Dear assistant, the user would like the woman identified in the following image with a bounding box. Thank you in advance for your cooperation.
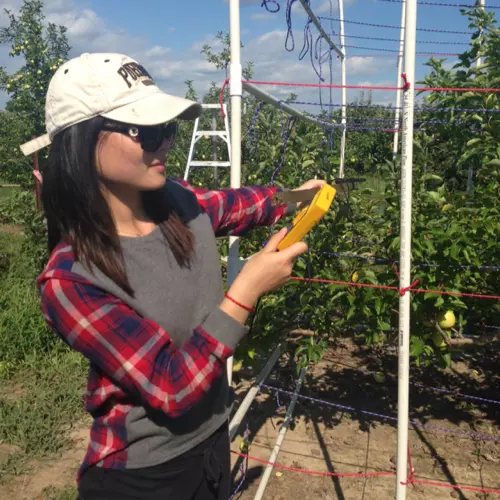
[22,53,323,499]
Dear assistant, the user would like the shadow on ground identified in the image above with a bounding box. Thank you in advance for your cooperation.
[228,337,500,498]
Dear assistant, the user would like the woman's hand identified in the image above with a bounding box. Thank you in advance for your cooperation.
[220,228,307,323]
[292,179,327,210]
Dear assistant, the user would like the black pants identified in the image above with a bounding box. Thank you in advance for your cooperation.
[77,421,231,500]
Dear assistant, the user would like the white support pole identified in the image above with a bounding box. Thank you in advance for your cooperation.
[467,0,485,194]
[183,116,200,180]
[243,82,336,129]
[229,344,282,441]
[227,0,243,385]
[254,368,307,500]
[338,0,347,178]
[392,0,407,161]
[477,0,485,69]
[298,0,344,58]
[396,0,417,499]
[212,111,218,186]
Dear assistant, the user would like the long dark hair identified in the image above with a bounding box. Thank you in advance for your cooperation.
[42,116,195,295]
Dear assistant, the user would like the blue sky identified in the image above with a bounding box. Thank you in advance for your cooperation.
[0,0,489,112]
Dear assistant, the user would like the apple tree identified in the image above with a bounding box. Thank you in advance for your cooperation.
[0,0,70,185]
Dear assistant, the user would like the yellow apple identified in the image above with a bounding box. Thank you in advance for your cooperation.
[436,310,455,329]
[239,438,249,453]
[232,359,243,372]
[374,372,385,383]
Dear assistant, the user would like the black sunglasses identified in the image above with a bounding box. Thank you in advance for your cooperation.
[102,120,178,152]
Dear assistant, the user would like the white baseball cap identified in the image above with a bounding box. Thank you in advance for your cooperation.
[20,52,202,156]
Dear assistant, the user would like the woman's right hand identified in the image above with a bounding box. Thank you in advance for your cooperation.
[220,228,308,322]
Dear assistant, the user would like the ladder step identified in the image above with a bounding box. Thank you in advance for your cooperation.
[201,104,223,109]
[195,131,228,137]
[189,161,231,167]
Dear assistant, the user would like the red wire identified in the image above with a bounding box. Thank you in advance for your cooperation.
[407,444,415,481]
[231,451,395,478]
[291,276,500,300]
[292,276,400,291]
[244,79,403,91]
[232,451,500,494]
[404,478,500,495]
[220,78,229,117]
[416,86,500,93]
[412,287,500,300]
[242,79,500,93]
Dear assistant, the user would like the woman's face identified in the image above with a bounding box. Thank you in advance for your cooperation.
[96,127,171,191]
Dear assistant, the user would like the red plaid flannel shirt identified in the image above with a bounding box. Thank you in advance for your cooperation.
[37,180,288,478]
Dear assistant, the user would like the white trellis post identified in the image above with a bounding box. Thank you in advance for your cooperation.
[396,0,418,499]
[227,0,243,385]
[467,0,485,195]
[393,0,407,160]
[338,0,347,178]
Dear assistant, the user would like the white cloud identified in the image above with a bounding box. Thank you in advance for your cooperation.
[316,0,356,15]
[0,0,392,115]
[250,13,273,21]
[229,0,263,5]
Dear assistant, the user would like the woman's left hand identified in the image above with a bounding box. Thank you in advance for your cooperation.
[292,179,327,210]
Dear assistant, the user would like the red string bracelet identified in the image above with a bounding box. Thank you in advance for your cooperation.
[224,293,256,313]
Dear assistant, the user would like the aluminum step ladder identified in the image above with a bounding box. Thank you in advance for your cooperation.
[183,103,231,185]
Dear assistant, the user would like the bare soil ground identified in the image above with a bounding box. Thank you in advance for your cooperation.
[0,422,89,500]
[0,224,22,234]
[229,338,500,500]
[0,338,498,499]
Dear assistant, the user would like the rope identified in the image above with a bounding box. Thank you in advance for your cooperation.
[229,422,250,499]
[291,276,500,300]
[288,100,500,114]
[403,478,500,494]
[261,0,280,12]
[247,101,266,156]
[315,250,500,271]
[381,0,500,8]
[271,113,297,184]
[260,384,500,442]
[243,79,500,93]
[318,16,472,35]
[343,44,458,57]
[231,451,396,478]
[220,78,229,118]
[344,34,470,45]
[326,358,500,406]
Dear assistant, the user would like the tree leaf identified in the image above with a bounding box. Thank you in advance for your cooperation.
[486,158,500,167]
[466,138,481,147]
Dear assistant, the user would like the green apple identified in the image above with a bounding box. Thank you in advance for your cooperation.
[432,331,446,348]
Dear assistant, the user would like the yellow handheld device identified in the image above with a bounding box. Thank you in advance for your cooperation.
[276,184,337,251]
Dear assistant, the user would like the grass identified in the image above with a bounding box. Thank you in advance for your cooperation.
[0,349,87,456]
[0,231,22,253]
[0,225,88,485]
[0,187,15,203]
[41,485,78,500]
